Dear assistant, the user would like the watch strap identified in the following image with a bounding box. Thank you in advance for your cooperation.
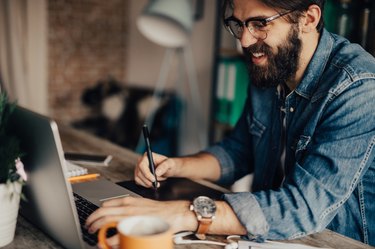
[195,217,212,240]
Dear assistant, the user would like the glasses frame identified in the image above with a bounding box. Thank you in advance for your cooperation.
[224,10,294,40]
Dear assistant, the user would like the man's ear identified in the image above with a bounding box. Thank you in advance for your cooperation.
[301,4,321,33]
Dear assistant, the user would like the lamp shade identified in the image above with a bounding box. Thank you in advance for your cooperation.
[137,0,193,48]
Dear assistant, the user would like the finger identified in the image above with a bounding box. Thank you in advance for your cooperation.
[101,196,130,207]
[154,158,173,177]
[86,206,130,229]
[156,176,167,181]
[134,158,155,188]
[134,166,148,185]
[135,170,154,188]
[138,155,157,183]
[88,215,125,234]
[105,234,120,249]
[97,234,120,248]
[98,234,120,249]
[88,198,150,233]
[137,162,156,183]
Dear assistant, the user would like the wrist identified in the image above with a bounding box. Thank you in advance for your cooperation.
[215,201,247,235]
[190,196,217,240]
[170,201,197,233]
[171,157,185,178]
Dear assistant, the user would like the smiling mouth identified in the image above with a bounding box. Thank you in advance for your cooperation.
[252,52,265,58]
[251,52,267,65]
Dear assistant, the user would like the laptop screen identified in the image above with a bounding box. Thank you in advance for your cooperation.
[9,106,86,249]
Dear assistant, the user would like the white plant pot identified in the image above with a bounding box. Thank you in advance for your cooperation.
[0,181,22,247]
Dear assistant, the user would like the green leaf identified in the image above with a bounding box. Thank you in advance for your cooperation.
[0,93,22,184]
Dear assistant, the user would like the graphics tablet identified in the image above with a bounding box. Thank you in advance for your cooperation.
[117,178,224,201]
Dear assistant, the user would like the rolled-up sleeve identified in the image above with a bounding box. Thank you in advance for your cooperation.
[223,192,269,241]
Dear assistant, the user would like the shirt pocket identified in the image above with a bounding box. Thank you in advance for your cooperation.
[294,135,311,163]
[247,114,266,147]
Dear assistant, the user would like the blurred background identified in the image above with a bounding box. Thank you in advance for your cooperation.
[0,0,374,160]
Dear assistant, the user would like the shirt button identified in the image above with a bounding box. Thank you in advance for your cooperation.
[290,107,294,112]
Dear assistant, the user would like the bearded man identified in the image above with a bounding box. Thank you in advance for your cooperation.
[86,0,375,246]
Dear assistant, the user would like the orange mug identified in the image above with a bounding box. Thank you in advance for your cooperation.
[98,216,173,249]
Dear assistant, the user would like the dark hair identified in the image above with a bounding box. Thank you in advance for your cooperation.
[223,0,325,33]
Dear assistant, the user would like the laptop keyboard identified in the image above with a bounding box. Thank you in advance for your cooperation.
[73,193,99,245]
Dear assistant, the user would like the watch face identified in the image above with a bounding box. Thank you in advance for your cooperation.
[193,196,216,218]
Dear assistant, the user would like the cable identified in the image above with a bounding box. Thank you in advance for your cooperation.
[173,232,239,249]
[174,235,227,246]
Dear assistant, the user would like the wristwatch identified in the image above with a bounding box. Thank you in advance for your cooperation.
[190,196,217,240]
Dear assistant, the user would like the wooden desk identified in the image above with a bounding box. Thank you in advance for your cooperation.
[4,126,374,249]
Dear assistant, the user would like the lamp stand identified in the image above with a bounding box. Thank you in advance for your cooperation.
[135,46,205,155]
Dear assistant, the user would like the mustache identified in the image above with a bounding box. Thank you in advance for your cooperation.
[242,43,273,58]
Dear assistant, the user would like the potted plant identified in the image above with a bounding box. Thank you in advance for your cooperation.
[0,93,27,247]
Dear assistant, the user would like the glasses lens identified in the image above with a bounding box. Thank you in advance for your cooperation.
[226,20,243,39]
[248,21,267,39]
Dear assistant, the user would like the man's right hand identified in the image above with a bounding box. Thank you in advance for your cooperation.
[135,151,221,188]
[134,152,180,188]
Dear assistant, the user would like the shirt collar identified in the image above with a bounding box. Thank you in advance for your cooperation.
[294,29,334,99]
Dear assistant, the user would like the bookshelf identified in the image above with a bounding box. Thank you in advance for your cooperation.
[324,0,375,54]
[209,0,375,144]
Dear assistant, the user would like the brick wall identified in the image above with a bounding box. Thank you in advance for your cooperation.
[48,0,129,123]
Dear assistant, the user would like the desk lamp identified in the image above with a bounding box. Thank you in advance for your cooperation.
[137,0,193,48]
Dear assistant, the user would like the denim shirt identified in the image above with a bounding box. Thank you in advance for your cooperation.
[205,29,375,245]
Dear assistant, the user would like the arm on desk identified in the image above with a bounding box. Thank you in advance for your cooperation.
[85,197,246,239]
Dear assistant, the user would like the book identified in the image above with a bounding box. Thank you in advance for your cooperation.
[65,160,88,178]
[215,61,230,123]
[215,55,249,127]
[227,57,249,127]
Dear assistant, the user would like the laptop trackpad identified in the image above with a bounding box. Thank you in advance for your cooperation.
[72,178,140,207]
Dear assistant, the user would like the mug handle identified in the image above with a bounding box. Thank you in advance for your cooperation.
[98,222,118,249]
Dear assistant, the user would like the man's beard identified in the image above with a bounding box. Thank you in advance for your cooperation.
[243,25,302,88]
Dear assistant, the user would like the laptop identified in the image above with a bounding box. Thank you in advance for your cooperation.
[9,106,140,249]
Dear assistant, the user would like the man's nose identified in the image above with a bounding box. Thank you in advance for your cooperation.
[239,27,258,48]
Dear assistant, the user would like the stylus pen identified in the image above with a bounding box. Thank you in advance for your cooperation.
[142,124,158,189]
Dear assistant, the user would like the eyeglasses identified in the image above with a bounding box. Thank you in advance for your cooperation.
[224,10,294,40]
